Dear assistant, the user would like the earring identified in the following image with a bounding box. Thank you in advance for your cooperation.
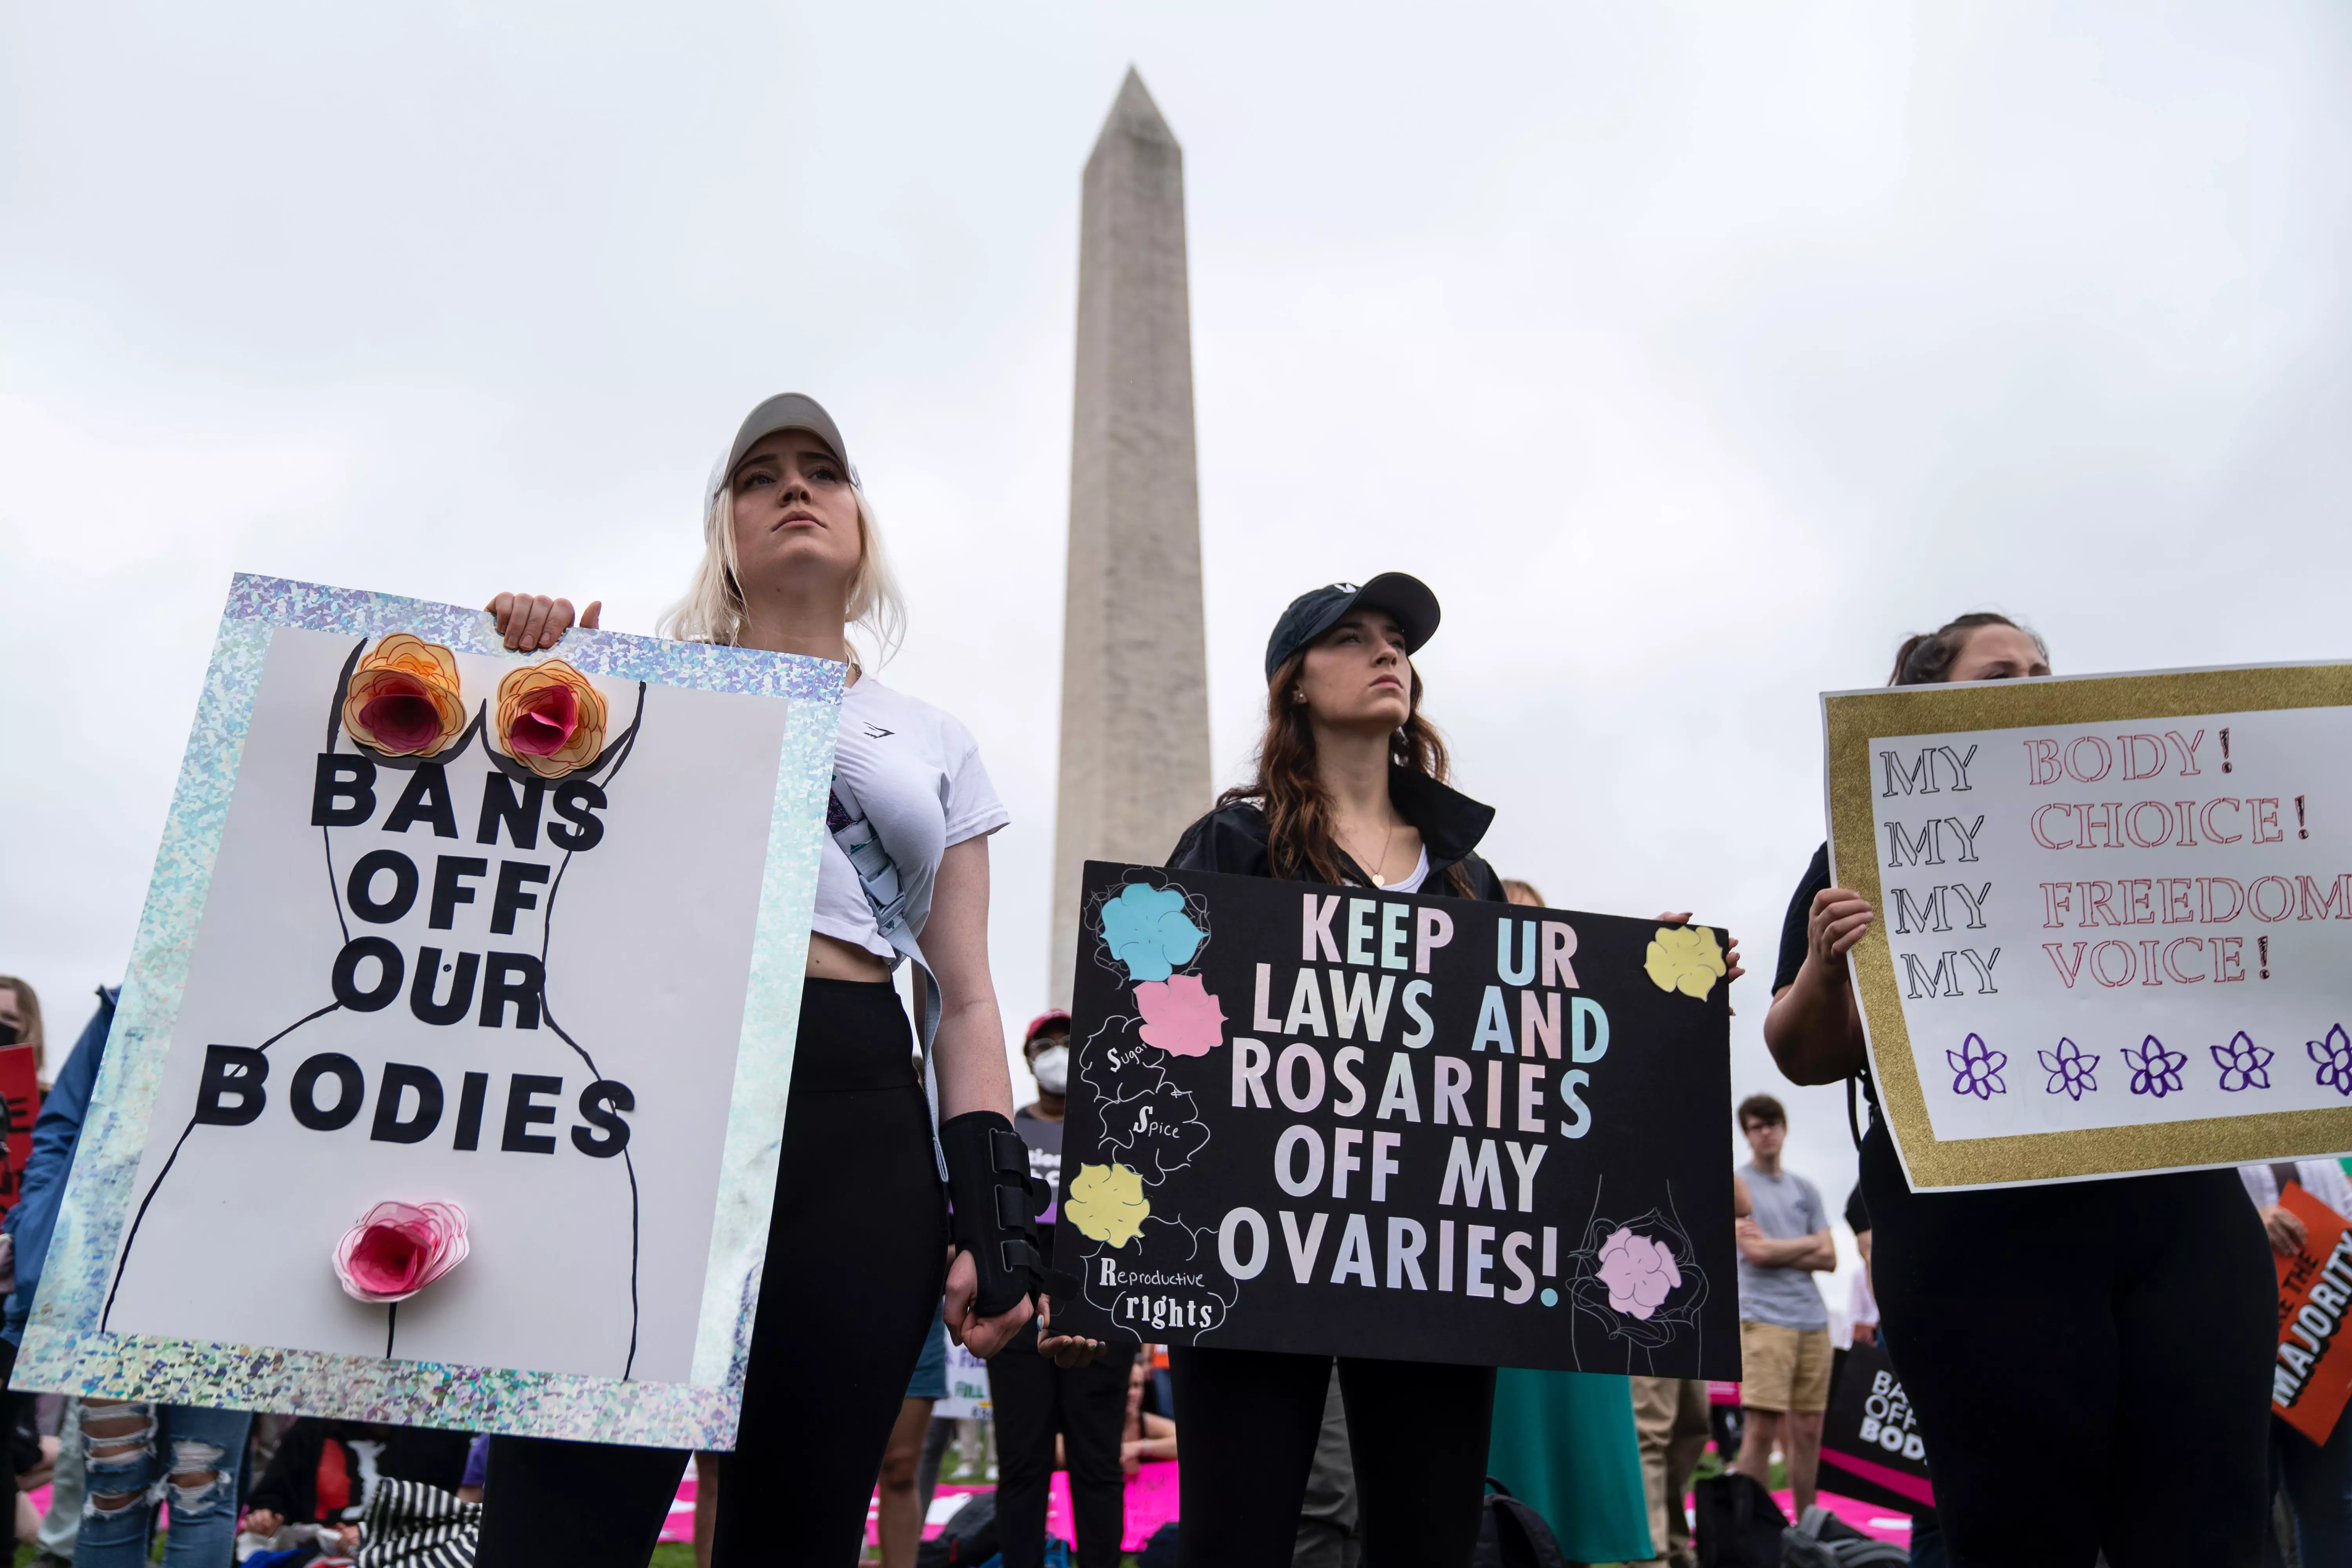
[1292,689,1307,704]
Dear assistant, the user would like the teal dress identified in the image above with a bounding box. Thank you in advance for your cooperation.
[1487,1368,1655,1562]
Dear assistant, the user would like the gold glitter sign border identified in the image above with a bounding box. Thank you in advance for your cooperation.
[1824,662,2352,1190]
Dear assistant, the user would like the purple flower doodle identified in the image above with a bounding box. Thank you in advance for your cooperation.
[1595,1228,1683,1321]
[2310,1024,2352,1098]
[2124,1036,2187,1099]
[1946,1033,2007,1100]
[2210,1032,2273,1093]
[2038,1038,2100,1101]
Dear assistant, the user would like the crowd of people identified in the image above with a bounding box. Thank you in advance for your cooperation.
[0,390,2341,1568]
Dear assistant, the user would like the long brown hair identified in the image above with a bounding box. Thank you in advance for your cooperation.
[1888,611,2045,687]
[1218,651,1476,897]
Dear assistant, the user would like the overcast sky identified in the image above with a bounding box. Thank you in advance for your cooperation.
[6,2,2348,1306]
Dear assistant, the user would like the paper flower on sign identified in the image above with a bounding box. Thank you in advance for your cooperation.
[1100,884,1205,983]
[495,660,607,778]
[2123,1036,2187,1099]
[1595,1228,1682,1321]
[1643,925,1725,1000]
[1946,1033,2007,1100]
[1136,975,1226,1057]
[1063,1162,1150,1248]
[2210,1032,2273,1093]
[2038,1038,2099,1101]
[2310,1025,2352,1097]
[333,1201,470,1304]
[342,634,467,757]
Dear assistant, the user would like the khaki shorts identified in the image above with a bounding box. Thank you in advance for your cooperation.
[1739,1320,1833,1414]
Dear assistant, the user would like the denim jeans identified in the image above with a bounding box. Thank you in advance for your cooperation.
[2267,1412,2352,1568]
[75,1400,251,1567]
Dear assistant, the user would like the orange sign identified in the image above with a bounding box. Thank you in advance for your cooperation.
[2272,1182,2352,1445]
[0,1044,36,1215]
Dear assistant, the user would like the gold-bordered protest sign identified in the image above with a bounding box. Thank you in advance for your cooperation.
[1825,662,2352,1190]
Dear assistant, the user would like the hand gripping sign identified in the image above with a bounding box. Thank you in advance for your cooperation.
[1824,662,2352,1189]
[14,575,842,1448]
[1050,862,1739,1376]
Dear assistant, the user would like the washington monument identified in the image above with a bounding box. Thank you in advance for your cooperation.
[1049,68,1212,1006]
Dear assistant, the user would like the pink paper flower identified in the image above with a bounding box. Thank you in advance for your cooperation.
[1135,975,1227,1058]
[333,1201,470,1304]
[1595,1227,1681,1320]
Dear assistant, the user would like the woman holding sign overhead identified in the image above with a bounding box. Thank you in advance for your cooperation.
[475,394,1075,1566]
[1763,612,2276,1567]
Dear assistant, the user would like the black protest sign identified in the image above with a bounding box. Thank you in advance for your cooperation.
[1051,861,1739,1375]
[1819,1340,1936,1515]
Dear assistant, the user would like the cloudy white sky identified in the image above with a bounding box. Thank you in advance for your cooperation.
[6,2,2348,1300]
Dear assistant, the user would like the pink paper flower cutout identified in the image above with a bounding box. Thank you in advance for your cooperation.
[1595,1227,1682,1320]
[1134,975,1227,1058]
[334,1201,470,1304]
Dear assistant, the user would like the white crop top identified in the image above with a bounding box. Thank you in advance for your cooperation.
[815,676,1008,963]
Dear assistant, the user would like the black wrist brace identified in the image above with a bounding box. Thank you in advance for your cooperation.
[940,1110,1046,1318]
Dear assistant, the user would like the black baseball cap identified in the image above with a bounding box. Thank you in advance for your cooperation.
[1263,573,1442,680]
[710,393,858,499]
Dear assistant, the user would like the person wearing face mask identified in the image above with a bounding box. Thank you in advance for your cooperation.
[985,1012,1137,1568]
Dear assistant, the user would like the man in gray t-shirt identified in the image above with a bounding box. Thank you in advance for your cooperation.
[1731,1094,1836,1518]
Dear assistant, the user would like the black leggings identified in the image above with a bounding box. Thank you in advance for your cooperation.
[475,978,948,1568]
[1860,1121,2273,1567]
[989,1317,1136,1568]
[1169,1345,1495,1568]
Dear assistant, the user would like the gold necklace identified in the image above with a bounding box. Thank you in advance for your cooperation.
[1345,818,1401,887]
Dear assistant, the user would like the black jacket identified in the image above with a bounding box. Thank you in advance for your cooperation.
[1167,766,1508,902]
[247,1419,475,1523]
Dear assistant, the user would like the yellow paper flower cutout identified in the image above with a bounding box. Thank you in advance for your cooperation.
[1645,925,1726,1000]
[1064,1162,1151,1248]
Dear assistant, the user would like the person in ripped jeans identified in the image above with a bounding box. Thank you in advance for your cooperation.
[74,1399,250,1565]
[0,987,250,1565]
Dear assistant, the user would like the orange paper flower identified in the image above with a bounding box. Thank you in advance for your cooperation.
[341,634,467,757]
[496,660,607,778]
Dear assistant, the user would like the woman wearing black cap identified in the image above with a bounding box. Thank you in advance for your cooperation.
[1163,573,1503,1566]
[475,395,1076,1565]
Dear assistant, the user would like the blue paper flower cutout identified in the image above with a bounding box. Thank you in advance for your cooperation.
[2038,1038,2100,1101]
[2124,1036,2187,1099]
[1946,1033,2007,1100]
[2310,1024,2352,1098]
[2210,1032,2273,1093]
[1099,884,1205,982]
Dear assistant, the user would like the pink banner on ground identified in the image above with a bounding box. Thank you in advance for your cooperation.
[855,1463,1183,1553]
[1771,1488,1913,1543]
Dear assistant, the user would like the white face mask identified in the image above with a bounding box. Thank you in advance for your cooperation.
[1031,1044,1069,1096]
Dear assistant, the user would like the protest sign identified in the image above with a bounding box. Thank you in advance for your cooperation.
[15,574,842,1448]
[0,1044,36,1216]
[1826,664,2352,1189]
[1818,1339,1935,1516]
[1050,862,1738,1376]
[936,1337,993,1422]
[2270,1180,2352,1445]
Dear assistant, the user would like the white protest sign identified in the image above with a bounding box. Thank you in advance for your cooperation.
[19,576,840,1447]
[1826,663,2352,1189]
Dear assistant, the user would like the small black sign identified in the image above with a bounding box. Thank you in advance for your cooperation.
[1050,861,1739,1375]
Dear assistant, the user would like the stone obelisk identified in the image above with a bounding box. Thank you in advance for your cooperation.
[1049,68,1212,1006]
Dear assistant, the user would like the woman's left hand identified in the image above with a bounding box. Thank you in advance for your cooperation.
[1657,912,1745,987]
[944,1247,1034,1358]
[1036,1294,1107,1368]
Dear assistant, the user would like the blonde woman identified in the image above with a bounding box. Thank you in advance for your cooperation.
[476,395,1053,1565]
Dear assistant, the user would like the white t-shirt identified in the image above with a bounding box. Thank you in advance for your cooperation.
[815,676,1008,963]
[1388,849,1430,894]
